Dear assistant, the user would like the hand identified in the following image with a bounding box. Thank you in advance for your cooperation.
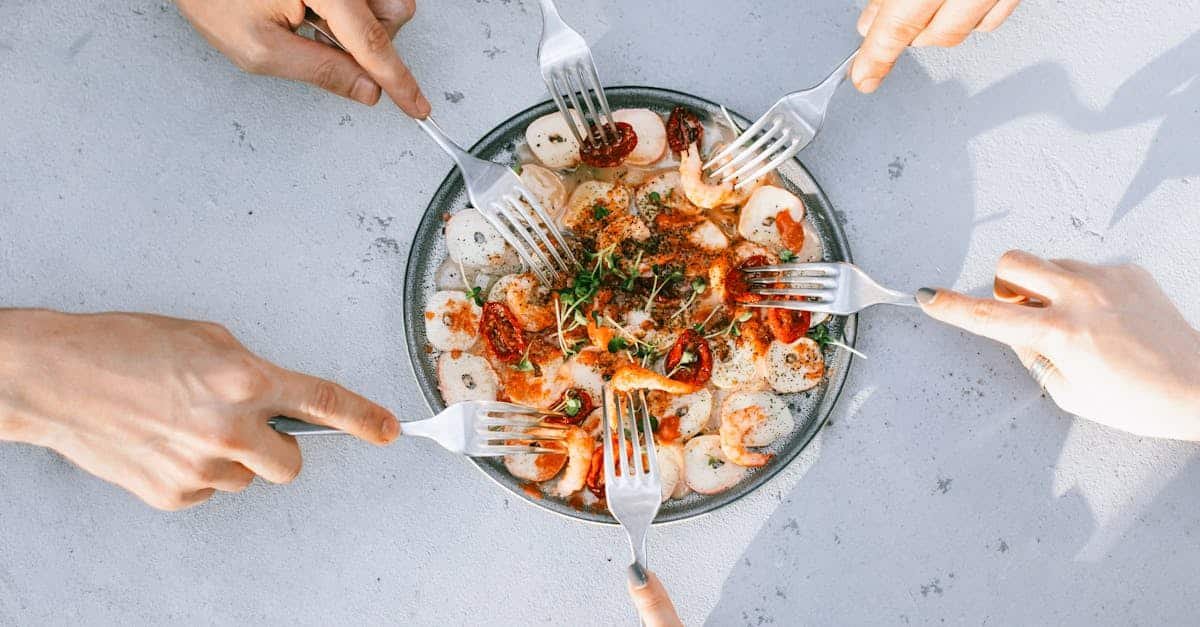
[627,564,684,627]
[176,0,431,115]
[0,310,399,510]
[919,251,1200,440]
[851,0,1021,93]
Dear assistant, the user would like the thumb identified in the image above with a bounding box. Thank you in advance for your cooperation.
[917,287,1047,348]
[263,29,382,105]
[627,565,684,627]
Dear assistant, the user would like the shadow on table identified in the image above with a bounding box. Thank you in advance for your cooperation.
[701,29,1200,626]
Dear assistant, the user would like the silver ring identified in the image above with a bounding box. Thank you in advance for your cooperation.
[1028,354,1057,389]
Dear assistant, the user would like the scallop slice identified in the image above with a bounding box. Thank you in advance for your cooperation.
[662,389,713,439]
[721,391,793,447]
[445,209,522,273]
[709,336,765,390]
[797,221,823,262]
[737,185,805,248]
[684,435,749,495]
[612,108,667,166]
[435,258,465,291]
[634,170,698,220]
[667,443,691,499]
[766,338,825,393]
[656,442,684,502]
[526,110,584,168]
[436,351,498,404]
[504,446,568,483]
[504,273,556,331]
[519,164,568,215]
[688,219,730,251]
[563,180,631,230]
[488,273,522,303]
[559,354,606,400]
[424,290,481,351]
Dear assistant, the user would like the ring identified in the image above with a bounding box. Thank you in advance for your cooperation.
[1027,354,1057,389]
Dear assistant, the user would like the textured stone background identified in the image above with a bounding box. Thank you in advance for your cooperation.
[1,1,1198,624]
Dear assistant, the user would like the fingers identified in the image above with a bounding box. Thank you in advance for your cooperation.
[627,568,684,627]
[912,0,998,47]
[856,0,883,36]
[272,368,400,445]
[310,0,431,117]
[368,0,417,36]
[1011,346,1074,411]
[919,288,1047,347]
[977,0,1021,31]
[208,461,257,493]
[235,427,303,484]
[992,250,1068,303]
[852,0,943,92]
[262,30,382,105]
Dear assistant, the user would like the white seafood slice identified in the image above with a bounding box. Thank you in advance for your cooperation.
[709,336,764,390]
[737,185,805,248]
[470,272,496,297]
[796,221,823,262]
[504,444,567,482]
[765,338,825,393]
[612,108,667,166]
[810,312,830,327]
[597,213,650,250]
[656,442,684,502]
[684,435,749,495]
[519,164,568,214]
[424,290,481,351]
[436,351,497,404]
[488,273,522,303]
[434,258,465,291]
[560,352,606,400]
[635,170,697,220]
[526,110,584,169]
[445,209,522,273]
[664,389,713,439]
[563,180,631,230]
[721,392,793,447]
[667,442,690,499]
[505,273,556,331]
[688,219,730,251]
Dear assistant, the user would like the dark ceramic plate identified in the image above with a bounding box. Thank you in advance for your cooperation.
[402,86,856,525]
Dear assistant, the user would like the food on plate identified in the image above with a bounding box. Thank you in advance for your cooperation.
[425,105,839,510]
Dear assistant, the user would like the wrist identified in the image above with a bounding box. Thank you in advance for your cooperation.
[0,309,56,446]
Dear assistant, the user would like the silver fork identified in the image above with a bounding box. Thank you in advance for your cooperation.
[744,261,917,315]
[601,387,661,572]
[304,18,578,286]
[705,49,859,189]
[268,401,567,457]
[536,0,617,147]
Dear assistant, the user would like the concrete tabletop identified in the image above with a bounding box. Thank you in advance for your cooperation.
[2,1,1198,624]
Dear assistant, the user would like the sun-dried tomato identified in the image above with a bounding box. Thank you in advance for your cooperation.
[775,209,806,252]
[725,255,770,304]
[766,308,811,344]
[666,106,703,155]
[545,388,595,425]
[579,122,638,167]
[479,302,526,363]
[664,329,713,386]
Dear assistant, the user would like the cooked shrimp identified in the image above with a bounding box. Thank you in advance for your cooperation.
[684,435,749,494]
[495,339,567,407]
[765,338,825,393]
[505,273,557,331]
[550,426,595,497]
[719,404,773,467]
[679,142,734,209]
[610,364,701,395]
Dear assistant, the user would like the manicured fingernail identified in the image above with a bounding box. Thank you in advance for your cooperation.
[351,76,381,105]
[858,77,881,93]
[416,92,432,117]
[381,416,400,441]
[916,287,937,305]
[627,562,648,588]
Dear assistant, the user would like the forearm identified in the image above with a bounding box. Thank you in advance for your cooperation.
[0,308,55,445]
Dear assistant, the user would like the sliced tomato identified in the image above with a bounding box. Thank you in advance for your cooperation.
[775,209,806,252]
[479,301,526,363]
[579,122,638,167]
[725,254,769,304]
[666,106,704,155]
[766,308,811,344]
[545,388,595,425]
[664,329,713,386]
[656,415,681,443]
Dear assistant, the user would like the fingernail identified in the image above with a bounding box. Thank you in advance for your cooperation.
[381,416,400,442]
[858,77,881,93]
[916,287,938,305]
[351,76,381,105]
[627,562,648,588]
[416,92,432,117]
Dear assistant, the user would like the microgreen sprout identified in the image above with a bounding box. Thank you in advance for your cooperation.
[644,266,684,311]
[705,311,754,340]
[671,277,708,320]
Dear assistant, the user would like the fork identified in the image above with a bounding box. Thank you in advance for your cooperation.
[268,401,567,457]
[303,16,578,286]
[705,49,859,189]
[601,387,662,573]
[536,0,618,147]
[743,261,918,315]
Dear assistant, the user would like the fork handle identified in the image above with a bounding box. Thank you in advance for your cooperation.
[267,416,345,435]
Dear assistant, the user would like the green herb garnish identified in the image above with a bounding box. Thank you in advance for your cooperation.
[592,203,611,220]
[779,249,797,263]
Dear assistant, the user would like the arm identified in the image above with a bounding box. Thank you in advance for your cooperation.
[0,309,398,510]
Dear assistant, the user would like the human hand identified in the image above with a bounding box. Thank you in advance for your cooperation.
[919,251,1200,440]
[0,310,399,510]
[851,0,1021,93]
[176,0,431,115]
[627,564,684,627]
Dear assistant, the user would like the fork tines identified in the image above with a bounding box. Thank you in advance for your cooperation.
[482,185,579,287]
[703,111,805,189]
[601,387,658,483]
[475,404,567,455]
[545,60,617,147]
[742,262,837,305]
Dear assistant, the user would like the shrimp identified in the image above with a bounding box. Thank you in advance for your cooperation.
[610,364,701,395]
[719,405,773,467]
[679,142,734,209]
[550,426,595,497]
[505,273,556,331]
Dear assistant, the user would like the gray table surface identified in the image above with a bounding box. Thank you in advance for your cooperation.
[2,1,1199,625]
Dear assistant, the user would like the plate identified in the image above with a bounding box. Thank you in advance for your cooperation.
[402,86,856,525]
